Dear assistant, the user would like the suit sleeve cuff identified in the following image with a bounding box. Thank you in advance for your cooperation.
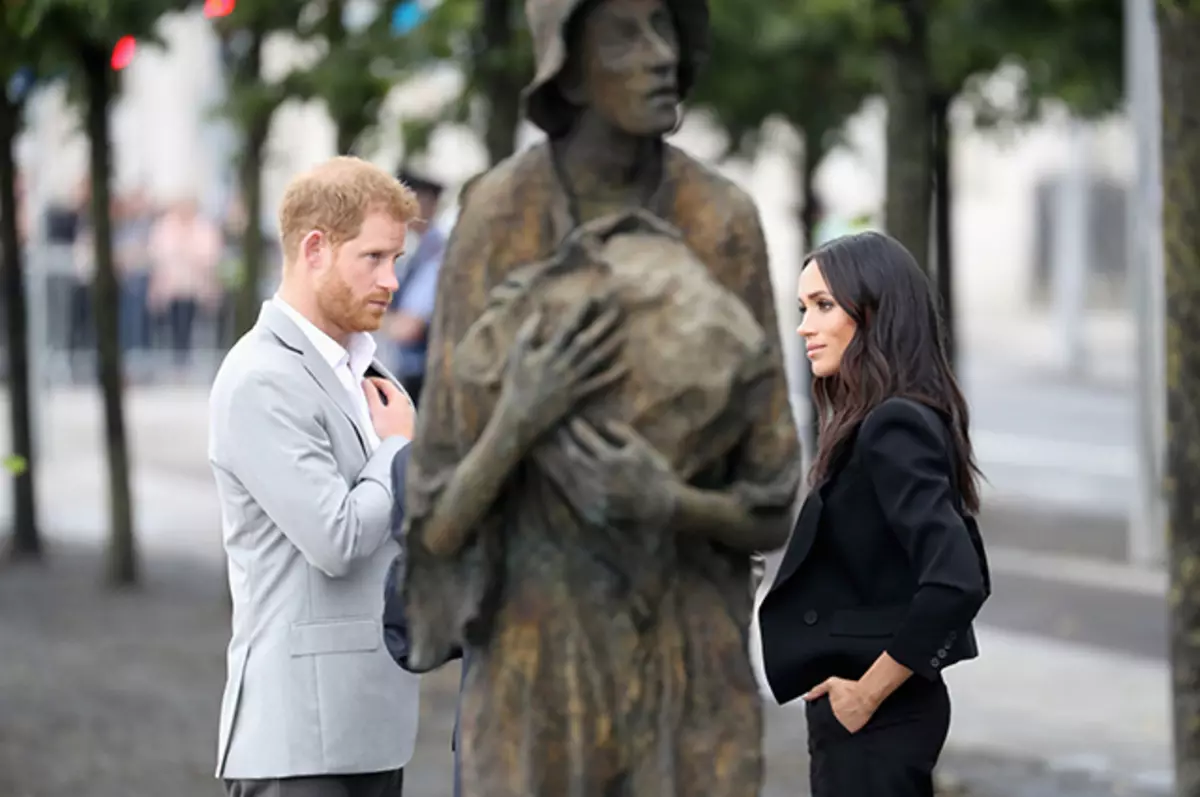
[886,623,964,681]
[886,638,938,681]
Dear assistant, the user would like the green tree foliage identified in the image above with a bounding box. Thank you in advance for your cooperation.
[212,0,481,336]
[209,0,308,337]
[692,0,877,245]
[24,0,189,587]
[695,0,1122,371]
[953,0,1123,126]
[383,0,531,168]
[370,0,573,171]
[289,0,457,156]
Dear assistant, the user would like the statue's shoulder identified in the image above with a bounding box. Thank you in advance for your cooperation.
[663,143,765,246]
[457,143,554,218]
[663,143,762,227]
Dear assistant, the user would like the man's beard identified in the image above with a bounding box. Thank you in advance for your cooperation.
[317,268,388,334]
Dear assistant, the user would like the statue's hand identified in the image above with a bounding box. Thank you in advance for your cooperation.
[498,293,627,448]
[536,418,679,530]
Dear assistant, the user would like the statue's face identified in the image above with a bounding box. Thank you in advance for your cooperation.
[570,0,680,136]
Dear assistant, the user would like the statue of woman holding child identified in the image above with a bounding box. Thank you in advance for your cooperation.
[397,0,802,793]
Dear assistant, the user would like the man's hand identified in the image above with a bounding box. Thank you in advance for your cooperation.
[363,377,415,440]
[803,677,879,734]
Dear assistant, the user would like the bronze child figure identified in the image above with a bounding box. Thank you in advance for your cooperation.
[397,0,802,794]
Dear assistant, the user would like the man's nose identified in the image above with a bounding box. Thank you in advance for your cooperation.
[379,268,400,293]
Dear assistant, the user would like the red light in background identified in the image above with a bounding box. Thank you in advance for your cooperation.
[110,36,136,70]
[203,0,236,18]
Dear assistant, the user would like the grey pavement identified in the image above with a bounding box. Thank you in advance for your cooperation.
[0,369,1174,795]
[976,500,1131,562]
[0,545,464,797]
[962,359,1138,519]
[982,557,1166,658]
[0,543,1167,797]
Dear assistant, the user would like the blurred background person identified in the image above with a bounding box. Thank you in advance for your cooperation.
[147,197,222,374]
[113,186,155,364]
[381,169,445,406]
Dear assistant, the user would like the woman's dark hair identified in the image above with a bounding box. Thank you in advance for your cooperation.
[805,230,981,514]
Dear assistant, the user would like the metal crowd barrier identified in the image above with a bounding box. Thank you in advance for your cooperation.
[13,243,249,388]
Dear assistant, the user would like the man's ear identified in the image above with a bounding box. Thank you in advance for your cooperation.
[300,229,325,268]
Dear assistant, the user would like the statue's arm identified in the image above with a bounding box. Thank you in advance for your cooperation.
[416,402,526,557]
[670,196,803,553]
[405,183,523,559]
[668,482,789,551]
[405,169,623,560]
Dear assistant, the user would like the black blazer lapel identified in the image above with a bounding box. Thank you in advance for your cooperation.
[771,486,824,590]
[770,425,865,591]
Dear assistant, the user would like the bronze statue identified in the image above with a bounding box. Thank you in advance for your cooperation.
[398,0,802,793]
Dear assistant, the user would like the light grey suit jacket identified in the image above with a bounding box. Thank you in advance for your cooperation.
[208,302,420,780]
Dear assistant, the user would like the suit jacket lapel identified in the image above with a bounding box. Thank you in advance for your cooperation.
[366,357,416,408]
[769,426,862,591]
[258,302,372,455]
[771,485,825,589]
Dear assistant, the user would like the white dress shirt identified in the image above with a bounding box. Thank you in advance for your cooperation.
[272,296,382,450]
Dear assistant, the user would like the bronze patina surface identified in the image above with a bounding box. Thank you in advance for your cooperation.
[398,0,802,794]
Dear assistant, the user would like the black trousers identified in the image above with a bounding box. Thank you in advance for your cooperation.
[806,678,950,797]
[224,768,403,797]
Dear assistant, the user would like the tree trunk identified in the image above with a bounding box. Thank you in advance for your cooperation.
[326,0,360,156]
[883,0,932,276]
[235,122,267,337]
[931,92,955,370]
[336,124,358,157]
[1161,5,1200,793]
[0,91,39,561]
[480,0,522,165]
[799,128,821,454]
[234,30,268,339]
[83,45,137,587]
[800,127,821,252]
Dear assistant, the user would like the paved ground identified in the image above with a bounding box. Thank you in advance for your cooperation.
[0,547,460,797]
[0,375,1149,564]
[0,364,1175,796]
[961,359,1138,520]
[0,459,1173,796]
[0,546,1171,797]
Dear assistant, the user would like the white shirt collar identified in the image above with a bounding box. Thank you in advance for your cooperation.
[272,296,377,379]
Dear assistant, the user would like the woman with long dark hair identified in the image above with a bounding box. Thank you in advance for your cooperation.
[758,231,991,796]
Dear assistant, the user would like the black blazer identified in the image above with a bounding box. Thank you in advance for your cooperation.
[759,397,990,705]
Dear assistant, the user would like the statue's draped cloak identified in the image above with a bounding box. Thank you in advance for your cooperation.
[402,142,802,797]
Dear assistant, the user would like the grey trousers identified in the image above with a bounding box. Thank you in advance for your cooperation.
[224,768,403,797]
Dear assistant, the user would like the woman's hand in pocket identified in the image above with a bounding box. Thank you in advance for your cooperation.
[804,677,878,734]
